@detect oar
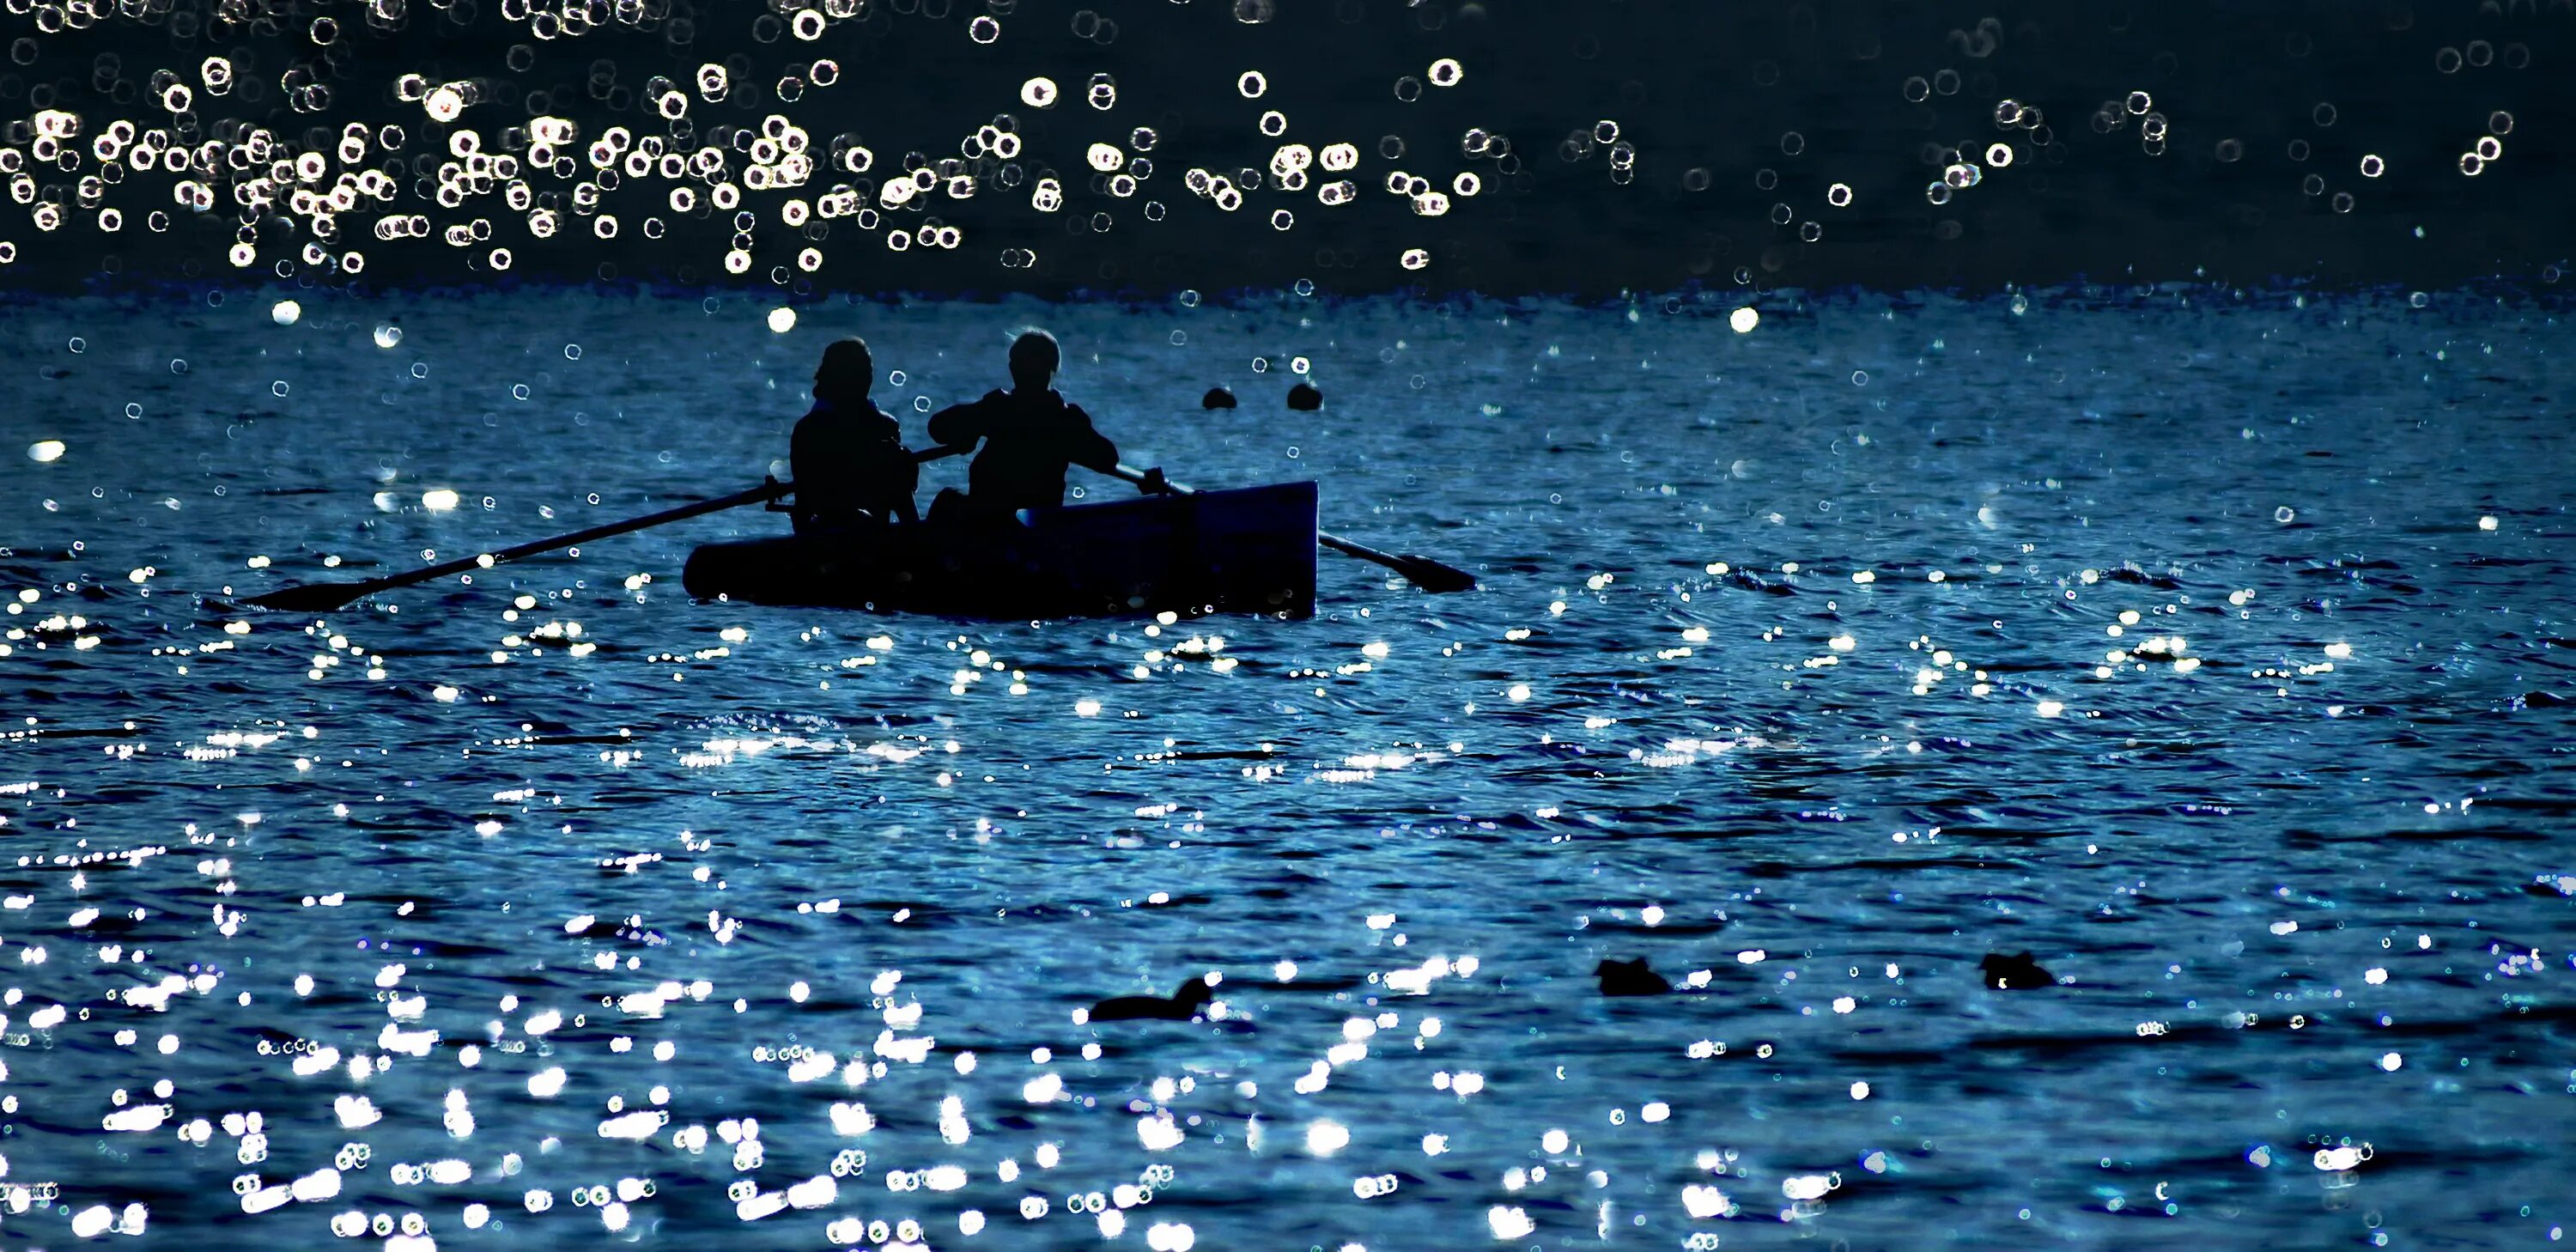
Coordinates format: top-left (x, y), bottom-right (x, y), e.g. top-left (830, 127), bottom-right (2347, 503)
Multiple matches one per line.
top-left (247, 446), bottom-right (969, 613)
top-left (1103, 464), bottom-right (1477, 593)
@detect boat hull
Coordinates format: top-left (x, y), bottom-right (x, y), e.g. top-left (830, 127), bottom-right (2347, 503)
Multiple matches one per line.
top-left (681, 482), bottom-right (1319, 619)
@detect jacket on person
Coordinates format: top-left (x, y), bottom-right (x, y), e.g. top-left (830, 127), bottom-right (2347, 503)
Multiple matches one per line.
top-left (791, 398), bottom-right (918, 531)
top-left (926, 388), bottom-right (1118, 514)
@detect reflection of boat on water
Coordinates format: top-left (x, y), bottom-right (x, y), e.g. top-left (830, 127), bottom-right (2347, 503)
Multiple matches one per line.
top-left (681, 482), bottom-right (1319, 619)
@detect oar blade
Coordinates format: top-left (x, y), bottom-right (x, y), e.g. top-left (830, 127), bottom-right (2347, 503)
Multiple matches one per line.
top-left (1390, 555), bottom-right (1479, 593)
top-left (245, 582), bottom-right (372, 612)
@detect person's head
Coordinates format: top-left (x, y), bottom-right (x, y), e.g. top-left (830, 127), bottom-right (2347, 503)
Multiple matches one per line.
top-left (1007, 329), bottom-right (1060, 391)
top-left (815, 337), bottom-right (873, 404)
top-left (1171, 973), bottom-right (1218, 1007)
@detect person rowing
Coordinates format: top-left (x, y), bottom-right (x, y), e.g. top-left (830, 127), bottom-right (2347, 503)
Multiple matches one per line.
top-left (254, 326), bottom-right (1470, 614)
top-left (926, 329), bottom-right (1166, 522)
top-left (792, 337), bottom-right (920, 532)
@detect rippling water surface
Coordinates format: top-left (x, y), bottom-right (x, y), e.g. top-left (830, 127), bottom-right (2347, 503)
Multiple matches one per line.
top-left (2, 288), bottom-right (2571, 1249)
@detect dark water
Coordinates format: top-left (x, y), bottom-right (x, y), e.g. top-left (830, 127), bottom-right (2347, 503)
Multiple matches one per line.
top-left (1, 288), bottom-right (2571, 1249)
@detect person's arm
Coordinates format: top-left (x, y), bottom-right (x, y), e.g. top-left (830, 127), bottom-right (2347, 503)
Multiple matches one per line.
top-left (1063, 403), bottom-right (1121, 473)
top-left (875, 402), bottom-right (921, 526)
top-left (867, 404), bottom-right (908, 449)
top-left (925, 393), bottom-right (991, 449)
top-left (787, 413), bottom-right (820, 517)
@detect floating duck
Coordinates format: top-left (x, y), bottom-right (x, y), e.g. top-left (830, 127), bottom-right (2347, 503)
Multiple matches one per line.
top-left (1087, 974), bottom-right (1219, 1022)
top-left (2114, 634), bottom-right (2196, 665)
top-left (1595, 957), bottom-right (1672, 996)
top-left (1979, 951), bottom-right (2056, 990)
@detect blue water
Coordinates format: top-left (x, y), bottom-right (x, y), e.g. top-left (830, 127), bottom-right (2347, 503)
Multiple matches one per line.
top-left (1, 287), bottom-right (2571, 1249)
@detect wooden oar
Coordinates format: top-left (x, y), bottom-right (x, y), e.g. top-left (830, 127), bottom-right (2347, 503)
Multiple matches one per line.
top-left (247, 446), bottom-right (969, 613)
top-left (1103, 463), bottom-right (1477, 593)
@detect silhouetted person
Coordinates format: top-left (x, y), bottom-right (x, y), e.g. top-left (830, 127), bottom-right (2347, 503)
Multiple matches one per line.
top-left (1286, 380), bottom-right (1323, 410)
top-left (927, 330), bottom-right (1164, 520)
top-left (1595, 957), bottom-right (1672, 996)
top-left (1087, 974), bottom-right (1218, 1022)
top-left (1979, 951), bottom-right (2056, 990)
top-left (791, 337), bottom-right (918, 532)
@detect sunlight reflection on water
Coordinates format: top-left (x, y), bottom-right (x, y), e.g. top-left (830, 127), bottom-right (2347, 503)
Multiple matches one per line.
top-left (0, 288), bottom-right (2570, 1248)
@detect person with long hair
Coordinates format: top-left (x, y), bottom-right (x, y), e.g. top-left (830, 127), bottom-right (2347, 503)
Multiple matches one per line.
top-left (791, 337), bottom-right (919, 531)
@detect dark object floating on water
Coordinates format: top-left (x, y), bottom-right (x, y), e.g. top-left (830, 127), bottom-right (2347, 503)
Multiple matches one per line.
top-left (1201, 386), bottom-right (1237, 410)
top-left (1088, 975), bottom-right (1219, 1023)
top-left (1596, 957), bottom-right (1673, 996)
top-left (1286, 381), bottom-right (1323, 410)
top-left (2100, 564), bottom-right (2184, 590)
top-left (684, 482), bottom-right (1319, 619)
top-left (1980, 951), bottom-right (2057, 990)
top-left (1722, 569), bottom-right (1797, 597)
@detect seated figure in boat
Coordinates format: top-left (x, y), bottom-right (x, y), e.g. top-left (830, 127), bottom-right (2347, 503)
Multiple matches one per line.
top-left (927, 329), bottom-right (1164, 521)
top-left (791, 337), bottom-right (919, 532)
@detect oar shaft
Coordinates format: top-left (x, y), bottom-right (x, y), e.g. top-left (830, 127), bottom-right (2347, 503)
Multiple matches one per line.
top-left (351, 449), bottom-right (965, 594)
top-left (1318, 532), bottom-right (1389, 562)
top-left (1107, 462), bottom-right (1182, 493)
top-left (357, 480), bottom-right (787, 595)
top-left (255, 447), bottom-right (973, 611)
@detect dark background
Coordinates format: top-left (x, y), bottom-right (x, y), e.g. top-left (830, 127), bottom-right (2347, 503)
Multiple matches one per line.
top-left (4, 0), bottom-right (2569, 297)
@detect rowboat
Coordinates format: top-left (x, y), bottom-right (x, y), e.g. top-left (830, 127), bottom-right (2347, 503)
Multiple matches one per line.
top-left (680, 481), bottom-right (1319, 618)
